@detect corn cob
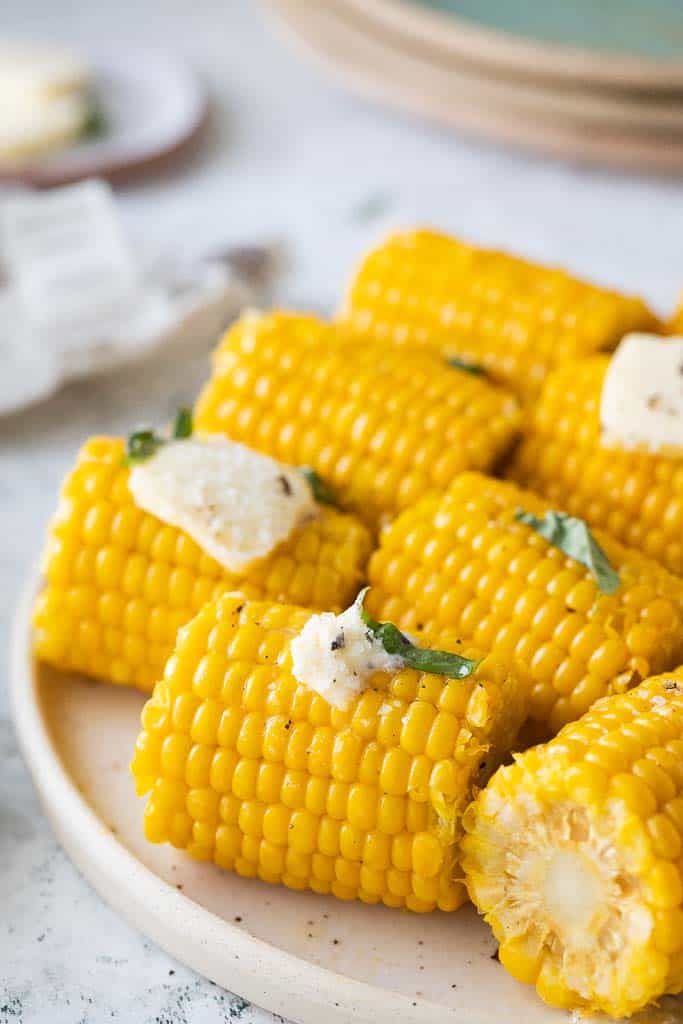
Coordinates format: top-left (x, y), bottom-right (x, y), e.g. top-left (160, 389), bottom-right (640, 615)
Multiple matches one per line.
top-left (508, 356), bottom-right (683, 577)
top-left (367, 472), bottom-right (683, 734)
top-left (461, 669), bottom-right (683, 1019)
top-left (669, 302), bottom-right (683, 335)
top-left (131, 594), bottom-right (527, 912)
top-left (340, 229), bottom-right (659, 402)
top-left (193, 311), bottom-right (521, 527)
top-left (33, 437), bottom-right (372, 692)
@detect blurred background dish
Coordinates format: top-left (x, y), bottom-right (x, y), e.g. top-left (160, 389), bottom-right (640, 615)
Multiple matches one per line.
top-left (0, 46), bottom-right (208, 187)
top-left (264, 0), bottom-right (683, 171)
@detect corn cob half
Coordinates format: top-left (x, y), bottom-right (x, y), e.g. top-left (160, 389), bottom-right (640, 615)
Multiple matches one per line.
top-left (507, 356), bottom-right (683, 577)
top-left (461, 669), bottom-right (683, 1019)
top-left (340, 229), bottom-right (659, 401)
top-left (193, 311), bottom-right (521, 527)
top-left (131, 594), bottom-right (527, 912)
top-left (33, 437), bottom-right (372, 691)
top-left (367, 472), bottom-right (683, 734)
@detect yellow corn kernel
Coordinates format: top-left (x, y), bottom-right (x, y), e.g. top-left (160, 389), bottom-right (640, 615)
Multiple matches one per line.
top-left (132, 595), bottom-right (527, 912)
top-left (462, 669), bottom-right (683, 1019)
top-left (508, 356), bottom-right (683, 576)
top-left (340, 229), bottom-right (658, 402)
top-left (368, 472), bottom-right (683, 733)
top-left (34, 437), bottom-right (372, 691)
top-left (194, 311), bottom-right (521, 526)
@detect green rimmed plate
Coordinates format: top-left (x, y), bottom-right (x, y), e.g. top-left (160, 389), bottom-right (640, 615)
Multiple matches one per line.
top-left (354, 0), bottom-right (683, 88)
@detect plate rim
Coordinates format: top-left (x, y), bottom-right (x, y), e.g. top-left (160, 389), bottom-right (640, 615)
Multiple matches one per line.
top-left (10, 570), bottom-right (462, 1024)
top-left (264, 0), bottom-right (683, 174)
top-left (341, 0), bottom-right (683, 89)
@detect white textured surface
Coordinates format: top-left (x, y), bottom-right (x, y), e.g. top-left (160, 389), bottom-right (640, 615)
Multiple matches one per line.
top-left (3, 1), bottom-right (683, 1022)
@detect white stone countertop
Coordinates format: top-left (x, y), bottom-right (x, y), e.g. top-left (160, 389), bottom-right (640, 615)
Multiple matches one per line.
top-left (3, 1), bottom-right (683, 1021)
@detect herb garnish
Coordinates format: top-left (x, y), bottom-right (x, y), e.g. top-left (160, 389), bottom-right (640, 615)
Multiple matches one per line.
top-left (125, 408), bottom-right (193, 465)
top-left (81, 98), bottom-right (109, 141)
top-left (515, 509), bottom-right (620, 594)
top-left (356, 588), bottom-right (480, 678)
top-left (301, 467), bottom-right (337, 506)
top-left (446, 356), bottom-right (485, 377)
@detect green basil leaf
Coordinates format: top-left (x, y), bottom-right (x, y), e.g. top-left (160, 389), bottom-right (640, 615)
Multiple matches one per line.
top-left (355, 587), bottom-right (480, 679)
top-left (300, 467), bottom-right (337, 506)
top-left (515, 509), bottom-right (620, 594)
top-left (173, 407), bottom-right (193, 439)
top-left (125, 408), bottom-right (193, 465)
top-left (125, 429), bottom-right (165, 465)
top-left (446, 356), bottom-right (485, 377)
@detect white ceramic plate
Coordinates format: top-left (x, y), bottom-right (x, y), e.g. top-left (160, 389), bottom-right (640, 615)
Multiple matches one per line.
top-left (11, 573), bottom-right (563, 1023)
top-left (0, 48), bottom-right (207, 188)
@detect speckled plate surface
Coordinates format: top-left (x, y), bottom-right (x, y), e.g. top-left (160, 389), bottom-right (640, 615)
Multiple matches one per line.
top-left (10, 574), bottom-right (569, 1024)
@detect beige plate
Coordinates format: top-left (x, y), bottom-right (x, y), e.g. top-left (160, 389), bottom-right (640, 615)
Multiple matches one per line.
top-left (11, 573), bottom-right (563, 1023)
top-left (264, 0), bottom-right (683, 173)
top-left (343, 0), bottom-right (683, 91)
top-left (334, 0), bottom-right (683, 131)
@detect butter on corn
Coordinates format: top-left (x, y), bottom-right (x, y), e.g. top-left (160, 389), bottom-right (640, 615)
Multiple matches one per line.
top-left (367, 472), bottom-right (683, 734)
top-left (340, 229), bottom-right (658, 402)
top-left (131, 594), bottom-right (527, 912)
top-left (33, 437), bottom-right (372, 691)
top-left (462, 669), bottom-right (683, 1019)
top-left (193, 310), bottom-right (522, 527)
top-left (128, 434), bottom-right (318, 573)
top-left (508, 353), bottom-right (683, 577)
top-left (599, 334), bottom-right (683, 454)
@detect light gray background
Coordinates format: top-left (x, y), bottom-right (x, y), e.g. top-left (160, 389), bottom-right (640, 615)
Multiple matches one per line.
top-left (3, 2), bottom-right (683, 1021)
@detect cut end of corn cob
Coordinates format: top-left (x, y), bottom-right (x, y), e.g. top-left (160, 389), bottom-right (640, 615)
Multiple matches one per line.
top-left (462, 670), bottom-right (683, 1018)
top-left (368, 472), bottom-right (683, 733)
top-left (193, 310), bottom-right (521, 527)
top-left (340, 229), bottom-right (659, 401)
top-left (33, 436), bottom-right (372, 691)
top-left (131, 594), bottom-right (527, 912)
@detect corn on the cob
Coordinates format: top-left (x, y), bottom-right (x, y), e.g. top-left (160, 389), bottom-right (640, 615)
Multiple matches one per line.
top-left (131, 594), bottom-right (527, 912)
top-left (33, 437), bottom-right (372, 692)
top-left (461, 669), bottom-right (683, 1019)
top-left (508, 356), bottom-right (683, 577)
top-left (367, 472), bottom-right (683, 734)
top-left (193, 311), bottom-right (521, 527)
top-left (669, 302), bottom-right (683, 335)
top-left (340, 229), bottom-right (659, 401)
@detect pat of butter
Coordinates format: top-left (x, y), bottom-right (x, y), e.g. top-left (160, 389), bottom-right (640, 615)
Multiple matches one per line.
top-left (129, 436), bottom-right (318, 573)
top-left (600, 334), bottom-right (683, 455)
top-left (290, 602), bottom-right (403, 709)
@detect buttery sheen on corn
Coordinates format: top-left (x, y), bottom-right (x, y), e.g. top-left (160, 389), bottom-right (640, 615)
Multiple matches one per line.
top-left (33, 437), bottom-right (372, 691)
top-left (131, 594), bottom-right (527, 911)
top-left (341, 229), bottom-right (659, 401)
top-left (367, 473), bottom-right (683, 734)
top-left (508, 356), bottom-right (683, 577)
top-left (462, 670), bottom-right (683, 1019)
top-left (193, 311), bottom-right (521, 526)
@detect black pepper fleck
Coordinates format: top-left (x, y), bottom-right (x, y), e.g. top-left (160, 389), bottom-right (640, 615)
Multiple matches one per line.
top-left (330, 631), bottom-right (346, 651)
top-left (276, 474), bottom-right (293, 496)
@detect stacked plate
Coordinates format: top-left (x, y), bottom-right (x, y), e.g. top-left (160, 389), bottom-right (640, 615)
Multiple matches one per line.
top-left (263, 0), bottom-right (683, 172)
